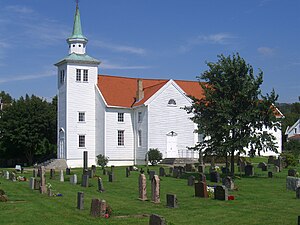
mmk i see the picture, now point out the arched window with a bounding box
[168,99,176,106]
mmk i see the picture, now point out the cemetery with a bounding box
[0,156,300,225]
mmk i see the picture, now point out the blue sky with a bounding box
[0,0,299,103]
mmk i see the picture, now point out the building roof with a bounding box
[55,53,100,66]
[289,134,300,141]
[97,75,205,108]
[68,4,87,41]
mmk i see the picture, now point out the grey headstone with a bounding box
[88,169,94,178]
[97,177,105,192]
[108,172,114,182]
[149,214,166,225]
[159,167,165,177]
[77,192,84,210]
[91,165,96,174]
[288,169,297,177]
[59,170,64,182]
[188,176,195,186]
[33,169,38,178]
[214,185,228,201]
[245,165,254,176]
[296,187,300,199]
[273,166,280,173]
[4,171,9,180]
[126,167,130,177]
[210,171,220,183]
[29,177,35,190]
[149,171,155,180]
[222,176,234,190]
[286,176,300,191]
[70,174,77,185]
[81,174,89,187]
[166,194,178,208]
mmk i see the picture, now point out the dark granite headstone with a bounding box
[91,165,96,174]
[185,164,192,172]
[149,214,166,225]
[172,168,179,178]
[159,167,165,177]
[66,168,71,175]
[198,164,205,173]
[288,169,297,177]
[195,181,208,198]
[166,194,178,208]
[245,165,254,176]
[97,177,105,192]
[214,185,228,201]
[129,166,133,171]
[50,169,55,179]
[77,192,84,210]
[210,171,220,183]
[268,171,273,178]
[88,169,94,178]
[108,172,114,182]
[188,176,195,186]
[83,151,88,172]
[81,174,89,187]
[126,167,130,177]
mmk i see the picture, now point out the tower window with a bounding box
[78,112,85,122]
[118,113,124,122]
[79,135,85,148]
[138,112,142,123]
[60,70,65,84]
[168,99,176,106]
[118,130,125,146]
[138,130,142,147]
[83,70,88,82]
[76,69,81,82]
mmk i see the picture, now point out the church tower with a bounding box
[55,3,100,167]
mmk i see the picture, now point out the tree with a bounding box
[147,148,162,165]
[185,53,281,175]
[0,94,57,165]
[96,154,109,169]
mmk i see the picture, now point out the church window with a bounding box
[79,44,81,47]
[78,112,85,122]
[168,99,176,106]
[138,130,142,147]
[118,130,125,146]
[76,69,81,82]
[83,69,88,82]
[79,135,85,148]
[118,113,124,122]
[60,70,65,84]
[138,112,142,123]
[73,44,75,47]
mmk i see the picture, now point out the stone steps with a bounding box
[36,159,68,170]
[160,158,199,166]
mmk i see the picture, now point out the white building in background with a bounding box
[55,4,283,168]
[285,119,300,141]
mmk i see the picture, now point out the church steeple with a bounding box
[67,3,88,55]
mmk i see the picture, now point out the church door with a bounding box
[166,131,178,158]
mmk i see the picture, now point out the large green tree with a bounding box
[0,94,57,165]
[186,54,281,175]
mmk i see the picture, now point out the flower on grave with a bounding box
[207,186,214,198]
[214,166,220,172]
[46,183,53,190]
[104,214,109,218]
[228,195,235,200]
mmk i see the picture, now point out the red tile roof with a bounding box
[97,75,205,108]
[289,134,300,140]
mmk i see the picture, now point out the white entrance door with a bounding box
[166,131,178,158]
[58,128,66,159]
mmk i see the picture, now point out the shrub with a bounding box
[147,148,162,165]
[96,154,109,169]
[284,140,300,158]
[281,152,297,167]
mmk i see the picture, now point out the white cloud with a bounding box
[92,40,146,55]
[5,5,34,14]
[257,47,275,56]
[0,71,55,84]
[179,33,236,53]
[101,59,150,70]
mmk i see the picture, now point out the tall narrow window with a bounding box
[118,113,124,122]
[60,70,65,84]
[78,112,85,122]
[118,130,125,146]
[79,135,85,148]
[76,69,81,82]
[138,130,142,147]
[83,69,88,82]
[138,112,142,123]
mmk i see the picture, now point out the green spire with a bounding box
[69,4,87,40]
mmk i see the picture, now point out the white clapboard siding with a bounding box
[95,86,106,158]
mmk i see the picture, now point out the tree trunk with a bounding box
[230,149,235,177]
[225,153,229,176]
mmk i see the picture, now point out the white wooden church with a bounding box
[55,4,283,168]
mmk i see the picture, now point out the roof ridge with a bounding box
[98,74,169,81]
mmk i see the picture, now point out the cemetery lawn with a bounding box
[1,163,300,225]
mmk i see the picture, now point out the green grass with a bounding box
[0,164,299,225]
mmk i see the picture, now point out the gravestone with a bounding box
[70,174,77,185]
[129,166,133,171]
[178,166,184,176]
[257,162,266,168]
[159,167,165,177]
[47,188,53,197]
[59,170,64,182]
[33,169,38,178]
[172,168,179,178]
[83,151,88,173]
[188,176,195,186]
[169,167,173,174]
[34,179,40,190]
[50,169,55,179]
[198,164,205,173]
[90,199,106,217]
[103,168,107,175]
[195,181,208,198]
[222,176,234,190]
[166,194,178,208]
[261,163,268,171]
[288,169,297,177]
[126,167,130,177]
[268,156,275,164]
[108,172,114,182]
[77,192,84,210]
[221,167,230,175]
[286,176,300,191]
[66,168,71,175]
[138,174,147,200]
[268,171,273,178]
[111,165,115,172]
[15,165,21,172]
[151,175,160,203]
[97,177,105,192]
[149,171,155,180]
[88,169,94,178]
[91,165,96,174]
[39,166,47,194]
[274,157,283,172]
[273,166,280,173]
[149,214,166,225]
[296,187,300,199]
[4,171,9,180]
[210,171,220,183]
[198,173,206,183]
[81,174,89,187]
[10,172,16,182]
[214,185,228,201]
[185,164,193,172]
[245,165,254,176]
[29,177,35,190]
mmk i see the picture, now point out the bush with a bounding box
[281,152,297,168]
[284,140,300,158]
[147,148,162,165]
[96,154,109,169]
